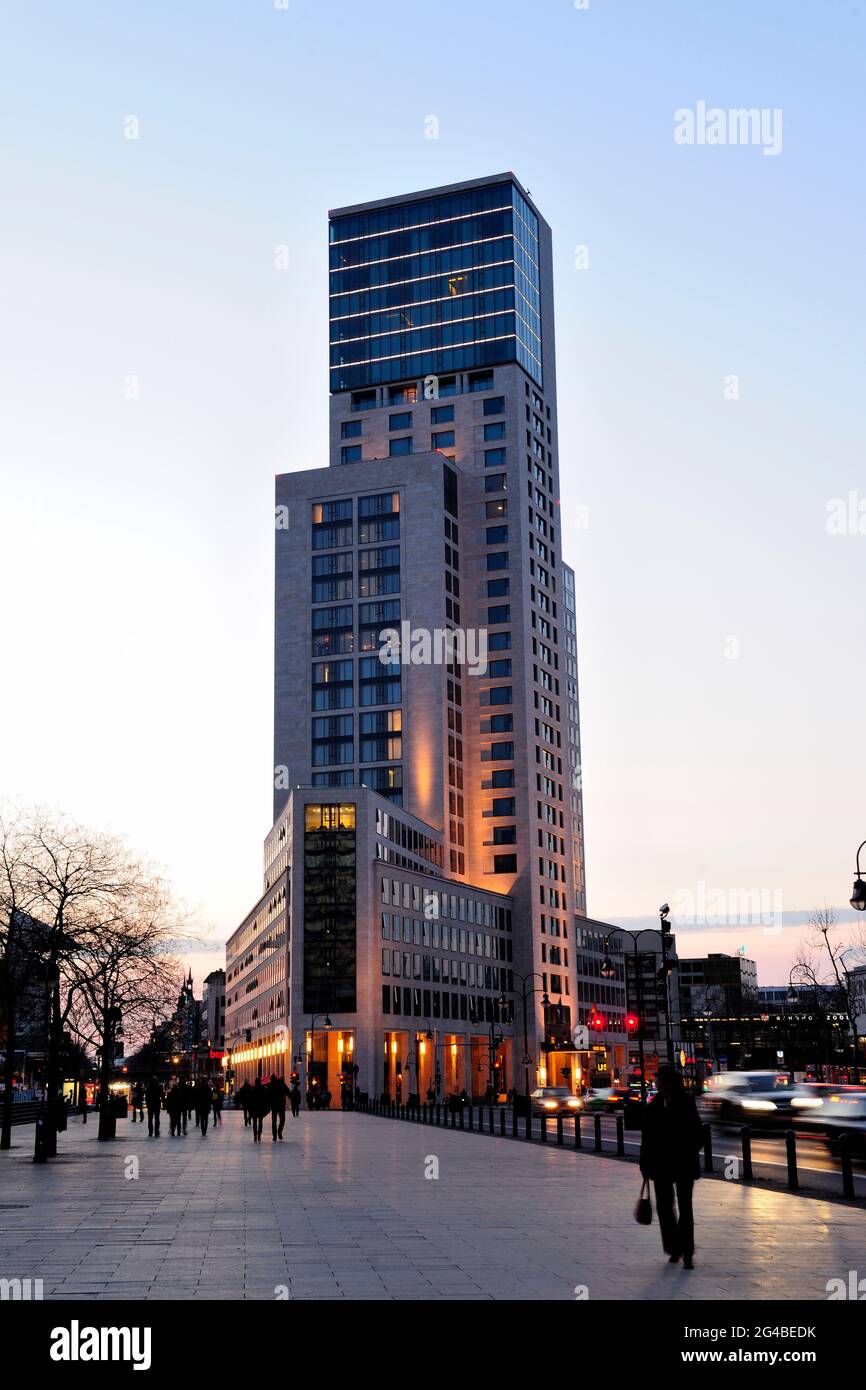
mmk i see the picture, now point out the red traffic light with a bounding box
[626,1014,638,1032]
[592,1013,606,1030]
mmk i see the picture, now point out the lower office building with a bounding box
[225,786,529,1102]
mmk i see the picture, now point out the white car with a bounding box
[697,1071,796,1128]
[530,1087,582,1115]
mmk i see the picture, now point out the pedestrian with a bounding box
[289,1081,301,1118]
[238,1080,253,1127]
[267,1073,292,1140]
[165,1083,183,1137]
[250,1077,268,1141]
[130,1082,144,1123]
[639,1064,704,1270]
[211,1084,223,1125]
[145,1076,163,1138]
[195,1079,211,1136]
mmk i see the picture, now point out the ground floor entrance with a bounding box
[382,1029,513,1102]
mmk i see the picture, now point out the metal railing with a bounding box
[355,1097,862,1204]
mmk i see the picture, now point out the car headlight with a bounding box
[567,1099,581,1108]
[792,1096,822,1109]
[742,1098,777,1111]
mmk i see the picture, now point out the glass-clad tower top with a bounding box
[329,176,542,393]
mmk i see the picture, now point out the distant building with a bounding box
[201,970,226,1056]
[849,966,866,1048]
[677,953,757,1016]
[758,983,839,1013]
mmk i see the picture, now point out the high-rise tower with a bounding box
[228,176,620,1104]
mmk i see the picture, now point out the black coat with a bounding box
[250,1083,270,1116]
[267,1079,291,1112]
[639,1092,704,1182]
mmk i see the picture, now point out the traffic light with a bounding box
[656,967,669,1013]
[591,1012,605,1031]
[626,1013,639,1032]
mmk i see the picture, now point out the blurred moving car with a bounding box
[791,1089,866,1152]
[697,1071,798,1129]
[582,1086,629,1112]
[789,1082,862,1116]
[529,1087,582,1115]
[818,1093,866,1153]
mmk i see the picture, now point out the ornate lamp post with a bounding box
[601,911,674,1102]
[849,841,866,912]
[509,973,549,1109]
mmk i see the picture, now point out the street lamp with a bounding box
[789,965,826,1079]
[509,972,549,1109]
[850,841,866,911]
[602,918,675,1103]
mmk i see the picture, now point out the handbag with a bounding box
[635,1176,653,1225]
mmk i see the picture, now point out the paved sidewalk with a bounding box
[0,1110,863,1300]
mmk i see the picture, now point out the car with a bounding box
[795,1091,866,1153]
[529,1087,582,1115]
[697,1070,798,1129]
[788,1082,865,1118]
[582,1086,629,1112]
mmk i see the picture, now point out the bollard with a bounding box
[574,1112,582,1149]
[785,1129,799,1191]
[512,1107,518,1139]
[616,1114,625,1156]
[525,1111,533,1142]
[741,1125,753,1181]
[556,1115,564,1146]
[540,1114,547,1143]
[468,1105,474,1132]
[594,1114,602,1152]
[499,1108,506,1137]
[838,1134,855,1200]
[488,1105,495,1135]
[702,1123,715,1174]
[459,1105,465,1130]
[33,1113,48,1164]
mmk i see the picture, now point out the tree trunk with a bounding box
[0,993,17,1150]
[44,972,63,1156]
[97,1014,114,1141]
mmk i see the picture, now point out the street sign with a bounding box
[572,1025,589,1049]
[522,1053,533,1066]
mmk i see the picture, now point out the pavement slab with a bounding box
[0,1108,863,1301]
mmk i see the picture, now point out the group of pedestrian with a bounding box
[237,1075,302,1141]
[135,1078,224,1139]
[306,1083,332,1110]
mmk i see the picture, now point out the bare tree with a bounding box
[2,805,193,1151]
[64,876,184,1138]
[794,907,864,1071]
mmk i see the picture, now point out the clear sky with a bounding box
[2,0,864,988]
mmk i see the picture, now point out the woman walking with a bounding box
[639,1065,704,1269]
